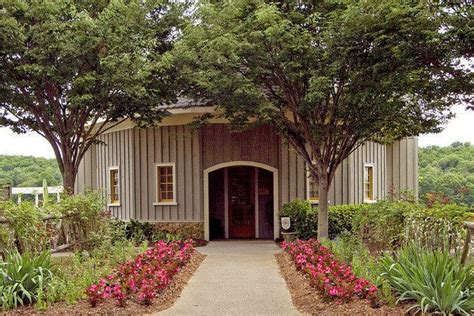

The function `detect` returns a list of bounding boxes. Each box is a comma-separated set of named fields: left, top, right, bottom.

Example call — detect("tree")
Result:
left=0, top=0, right=184, bottom=193
left=419, top=142, right=474, bottom=206
left=177, top=0, right=473, bottom=238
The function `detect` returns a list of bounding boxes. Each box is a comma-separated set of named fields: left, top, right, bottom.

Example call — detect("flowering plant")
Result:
left=281, top=239, right=377, bottom=302
left=86, top=240, right=195, bottom=307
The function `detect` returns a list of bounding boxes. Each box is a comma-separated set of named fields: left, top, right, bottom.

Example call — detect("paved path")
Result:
left=159, top=240, right=299, bottom=316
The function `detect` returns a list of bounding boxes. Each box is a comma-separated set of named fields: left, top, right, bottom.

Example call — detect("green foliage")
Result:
left=0, top=155, right=61, bottom=188
left=0, top=0, right=186, bottom=192
left=280, top=200, right=366, bottom=239
left=111, top=219, right=184, bottom=245
left=419, top=142, right=474, bottom=206
left=328, top=205, right=367, bottom=239
left=0, top=201, right=52, bottom=254
left=41, top=240, right=147, bottom=307
left=353, top=201, right=418, bottom=251
left=404, top=203, right=467, bottom=253
left=380, top=244, right=474, bottom=315
left=51, top=191, right=107, bottom=251
left=0, top=250, right=53, bottom=310
left=280, top=199, right=317, bottom=240
left=322, top=232, right=396, bottom=306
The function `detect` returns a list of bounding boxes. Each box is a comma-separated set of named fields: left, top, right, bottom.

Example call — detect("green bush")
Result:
left=353, top=200, right=418, bottom=251
left=0, top=201, right=51, bottom=254
left=52, top=191, right=107, bottom=250
left=328, top=204, right=367, bottom=239
left=404, top=203, right=467, bottom=253
left=0, top=251, right=53, bottom=310
left=280, top=200, right=367, bottom=239
left=280, top=199, right=317, bottom=239
left=380, top=244, right=474, bottom=315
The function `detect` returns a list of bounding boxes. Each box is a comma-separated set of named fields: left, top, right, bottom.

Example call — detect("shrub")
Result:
left=404, top=203, right=467, bottom=253
left=53, top=191, right=107, bottom=250
left=328, top=205, right=367, bottom=239
left=0, top=250, right=53, bottom=310
left=281, top=239, right=378, bottom=302
left=280, top=200, right=317, bottom=239
left=380, top=244, right=474, bottom=315
left=280, top=200, right=367, bottom=239
left=353, top=201, right=418, bottom=251
left=0, top=201, right=51, bottom=254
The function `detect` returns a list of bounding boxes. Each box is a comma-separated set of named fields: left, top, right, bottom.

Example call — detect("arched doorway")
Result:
left=203, top=161, right=279, bottom=240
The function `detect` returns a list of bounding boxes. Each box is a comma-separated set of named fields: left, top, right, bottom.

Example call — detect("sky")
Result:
left=0, top=105, right=472, bottom=159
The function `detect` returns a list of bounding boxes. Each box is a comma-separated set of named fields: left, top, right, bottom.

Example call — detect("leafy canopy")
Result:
left=0, top=0, right=185, bottom=191
left=177, top=0, right=472, bottom=172
left=177, top=0, right=472, bottom=238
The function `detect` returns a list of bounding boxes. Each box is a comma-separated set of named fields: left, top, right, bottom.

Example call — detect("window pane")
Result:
left=158, top=165, right=174, bottom=202
left=110, top=169, right=119, bottom=203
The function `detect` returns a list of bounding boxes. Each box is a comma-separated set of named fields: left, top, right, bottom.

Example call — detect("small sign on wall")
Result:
left=281, top=216, right=291, bottom=230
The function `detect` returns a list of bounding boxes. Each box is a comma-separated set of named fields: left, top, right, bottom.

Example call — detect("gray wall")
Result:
left=132, top=125, right=202, bottom=222
left=386, top=137, right=419, bottom=198
left=75, top=123, right=419, bottom=222
left=280, top=141, right=388, bottom=206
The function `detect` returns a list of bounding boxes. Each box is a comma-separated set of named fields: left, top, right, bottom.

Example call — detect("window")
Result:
left=364, top=164, right=375, bottom=202
left=306, top=165, right=319, bottom=203
left=109, top=167, right=120, bottom=205
left=156, top=163, right=176, bottom=204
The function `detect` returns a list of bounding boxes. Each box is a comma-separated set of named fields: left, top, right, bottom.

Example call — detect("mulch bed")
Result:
left=275, top=251, right=407, bottom=315
left=6, top=251, right=206, bottom=315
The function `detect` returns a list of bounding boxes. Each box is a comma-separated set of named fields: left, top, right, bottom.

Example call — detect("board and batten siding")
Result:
left=200, top=124, right=280, bottom=170
left=75, top=122, right=418, bottom=223
left=280, top=141, right=388, bottom=206
left=75, top=145, right=97, bottom=194
left=75, top=129, right=135, bottom=220
left=386, top=137, right=418, bottom=197
left=132, top=125, right=202, bottom=222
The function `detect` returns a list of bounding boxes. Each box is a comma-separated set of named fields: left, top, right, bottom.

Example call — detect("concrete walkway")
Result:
left=159, top=241, right=299, bottom=316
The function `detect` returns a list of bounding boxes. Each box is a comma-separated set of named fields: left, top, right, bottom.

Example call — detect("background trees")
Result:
left=419, top=142, right=474, bottom=206
left=176, top=0, right=472, bottom=238
left=0, top=0, right=184, bottom=193
left=0, top=155, right=61, bottom=187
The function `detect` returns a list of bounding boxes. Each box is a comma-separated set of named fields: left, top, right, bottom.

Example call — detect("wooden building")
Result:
left=76, top=103, right=418, bottom=240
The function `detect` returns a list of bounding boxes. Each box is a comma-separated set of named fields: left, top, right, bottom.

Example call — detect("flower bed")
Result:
left=86, top=240, right=194, bottom=307
left=281, top=239, right=377, bottom=303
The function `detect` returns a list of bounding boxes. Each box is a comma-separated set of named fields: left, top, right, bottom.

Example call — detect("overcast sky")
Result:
left=0, top=105, right=472, bottom=159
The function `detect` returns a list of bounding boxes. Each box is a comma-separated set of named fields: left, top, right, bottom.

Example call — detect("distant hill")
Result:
left=0, top=155, right=62, bottom=187
left=419, top=142, right=474, bottom=206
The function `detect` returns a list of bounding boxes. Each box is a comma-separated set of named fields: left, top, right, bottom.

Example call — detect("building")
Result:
left=75, top=102, right=418, bottom=240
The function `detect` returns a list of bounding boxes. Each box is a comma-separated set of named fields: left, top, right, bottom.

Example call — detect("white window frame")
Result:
left=108, top=166, right=120, bottom=207
left=306, top=164, right=319, bottom=205
left=363, top=163, right=377, bottom=203
left=154, top=162, right=177, bottom=206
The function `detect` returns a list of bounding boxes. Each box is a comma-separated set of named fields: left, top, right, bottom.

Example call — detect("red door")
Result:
left=228, top=167, right=255, bottom=238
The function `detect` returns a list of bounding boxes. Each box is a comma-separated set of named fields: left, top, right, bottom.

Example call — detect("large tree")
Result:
left=177, top=0, right=473, bottom=238
left=0, top=0, right=184, bottom=193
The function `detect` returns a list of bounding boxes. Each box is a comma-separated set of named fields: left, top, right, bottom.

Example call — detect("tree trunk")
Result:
left=62, top=166, right=76, bottom=195
left=318, top=173, right=330, bottom=240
